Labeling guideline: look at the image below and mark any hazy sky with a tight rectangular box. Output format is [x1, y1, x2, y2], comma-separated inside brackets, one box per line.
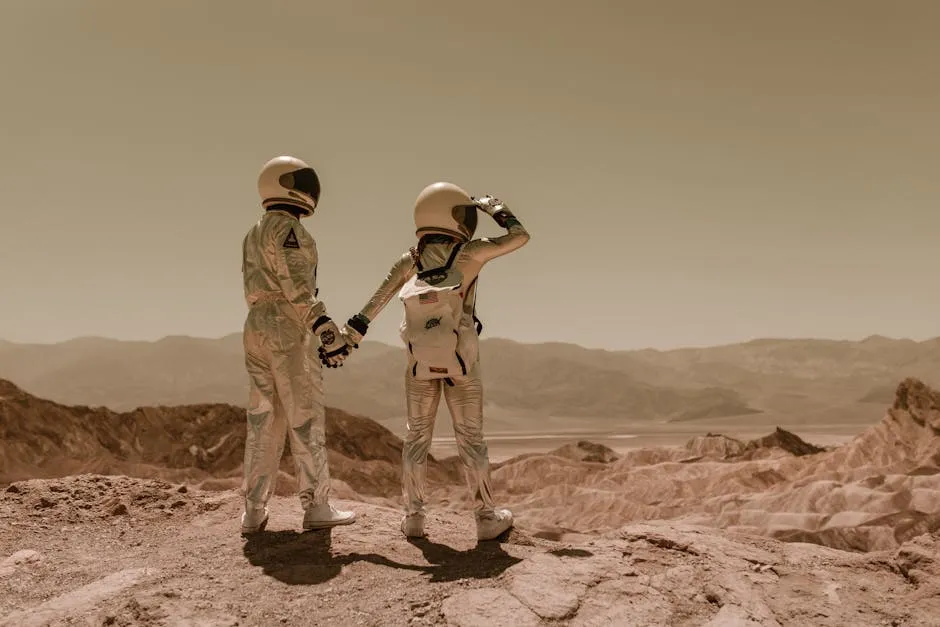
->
[1, 0, 938, 351]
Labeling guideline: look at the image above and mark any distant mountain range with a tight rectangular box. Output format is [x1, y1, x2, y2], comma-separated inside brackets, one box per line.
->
[1, 334, 938, 432]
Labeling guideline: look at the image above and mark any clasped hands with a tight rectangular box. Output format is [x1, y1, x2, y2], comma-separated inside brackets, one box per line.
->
[315, 313, 367, 369]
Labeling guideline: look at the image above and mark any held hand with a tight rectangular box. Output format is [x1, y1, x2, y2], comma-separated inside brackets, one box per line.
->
[341, 313, 370, 350]
[313, 316, 349, 368]
[341, 325, 362, 349]
[318, 343, 349, 368]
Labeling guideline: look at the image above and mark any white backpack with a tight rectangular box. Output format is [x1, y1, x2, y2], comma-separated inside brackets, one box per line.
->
[398, 244, 477, 380]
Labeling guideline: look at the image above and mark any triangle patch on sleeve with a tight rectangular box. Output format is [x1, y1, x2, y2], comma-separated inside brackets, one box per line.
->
[282, 227, 300, 249]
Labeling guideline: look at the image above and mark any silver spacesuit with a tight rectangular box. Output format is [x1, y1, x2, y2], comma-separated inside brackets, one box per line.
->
[240, 155, 356, 535]
[341, 182, 530, 541]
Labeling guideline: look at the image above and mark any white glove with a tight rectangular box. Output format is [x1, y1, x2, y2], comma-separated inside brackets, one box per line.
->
[473, 195, 519, 228]
[341, 313, 370, 349]
[472, 195, 505, 216]
[313, 316, 349, 368]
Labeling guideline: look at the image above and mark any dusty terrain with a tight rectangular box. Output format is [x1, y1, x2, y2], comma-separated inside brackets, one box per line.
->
[1, 476, 938, 626]
[1, 376, 939, 624]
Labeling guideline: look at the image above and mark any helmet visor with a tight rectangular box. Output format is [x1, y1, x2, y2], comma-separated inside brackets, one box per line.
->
[452, 203, 478, 238]
[279, 168, 321, 203]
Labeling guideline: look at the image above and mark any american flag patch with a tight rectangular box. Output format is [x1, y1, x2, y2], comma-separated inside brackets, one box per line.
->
[419, 292, 438, 304]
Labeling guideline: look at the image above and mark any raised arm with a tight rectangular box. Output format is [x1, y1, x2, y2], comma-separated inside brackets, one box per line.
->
[465, 195, 531, 264]
[341, 251, 416, 346]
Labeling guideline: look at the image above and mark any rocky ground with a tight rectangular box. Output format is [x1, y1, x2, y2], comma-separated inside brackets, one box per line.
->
[1, 475, 938, 627]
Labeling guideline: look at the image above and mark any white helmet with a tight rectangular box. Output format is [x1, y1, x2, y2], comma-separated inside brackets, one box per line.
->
[413, 181, 479, 241]
[257, 156, 321, 217]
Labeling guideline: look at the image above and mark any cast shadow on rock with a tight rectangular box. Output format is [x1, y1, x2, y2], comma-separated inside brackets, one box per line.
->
[242, 529, 424, 586]
[242, 528, 522, 586]
[406, 533, 523, 583]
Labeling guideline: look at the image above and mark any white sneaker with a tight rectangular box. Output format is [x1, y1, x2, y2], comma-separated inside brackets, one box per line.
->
[241, 506, 269, 535]
[401, 513, 426, 538]
[302, 503, 357, 530]
[475, 508, 513, 541]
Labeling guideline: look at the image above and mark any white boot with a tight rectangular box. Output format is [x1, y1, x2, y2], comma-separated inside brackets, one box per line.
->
[302, 503, 357, 530]
[241, 506, 269, 535]
[475, 508, 513, 541]
[401, 512, 426, 538]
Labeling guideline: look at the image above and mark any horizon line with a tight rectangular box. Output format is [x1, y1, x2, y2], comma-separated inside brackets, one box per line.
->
[1, 332, 937, 354]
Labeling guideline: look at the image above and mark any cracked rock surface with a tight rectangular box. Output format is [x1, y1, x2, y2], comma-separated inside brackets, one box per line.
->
[2, 476, 938, 626]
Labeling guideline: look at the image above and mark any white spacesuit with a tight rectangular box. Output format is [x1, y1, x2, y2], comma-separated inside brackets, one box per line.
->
[240, 155, 357, 535]
[341, 182, 530, 541]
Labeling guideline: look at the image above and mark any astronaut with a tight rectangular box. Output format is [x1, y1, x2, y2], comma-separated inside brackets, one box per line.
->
[340, 182, 530, 541]
[239, 155, 357, 535]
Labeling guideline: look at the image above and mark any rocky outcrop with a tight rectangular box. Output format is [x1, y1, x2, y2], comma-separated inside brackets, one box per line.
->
[0, 378, 461, 496]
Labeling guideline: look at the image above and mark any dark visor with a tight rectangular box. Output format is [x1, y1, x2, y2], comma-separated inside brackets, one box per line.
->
[279, 167, 321, 202]
[452, 203, 478, 235]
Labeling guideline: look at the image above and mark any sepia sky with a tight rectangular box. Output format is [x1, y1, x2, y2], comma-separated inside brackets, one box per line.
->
[0, 0, 938, 351]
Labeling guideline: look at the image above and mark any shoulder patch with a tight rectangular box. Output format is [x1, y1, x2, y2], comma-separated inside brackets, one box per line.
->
[283, 227, 300, 249]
